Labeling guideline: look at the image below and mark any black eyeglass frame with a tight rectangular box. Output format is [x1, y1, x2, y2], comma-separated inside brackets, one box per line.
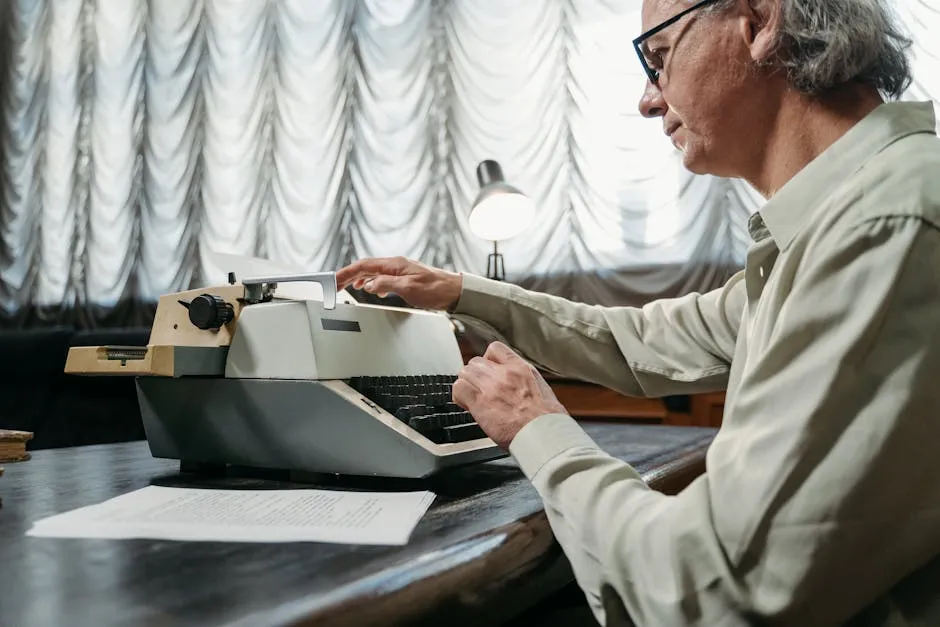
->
[632, 0, 723, 84]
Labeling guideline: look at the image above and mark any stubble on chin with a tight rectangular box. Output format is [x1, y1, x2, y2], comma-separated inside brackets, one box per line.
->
[679, 144, 711, 175]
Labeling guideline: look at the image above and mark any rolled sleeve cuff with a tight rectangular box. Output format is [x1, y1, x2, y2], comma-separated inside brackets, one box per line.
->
[452, 273, 512, 322]
[508, 413, 602, 480]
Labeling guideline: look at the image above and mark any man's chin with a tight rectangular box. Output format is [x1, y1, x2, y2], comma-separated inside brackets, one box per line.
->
[679, 150, 709, 175]
[679, 143, 730, 176]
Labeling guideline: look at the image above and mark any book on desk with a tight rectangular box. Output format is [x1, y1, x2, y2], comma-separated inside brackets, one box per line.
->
[0, 429, 32, 463]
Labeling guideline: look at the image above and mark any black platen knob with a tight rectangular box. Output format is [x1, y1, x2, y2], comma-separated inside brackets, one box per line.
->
[188, 294, 234, 330]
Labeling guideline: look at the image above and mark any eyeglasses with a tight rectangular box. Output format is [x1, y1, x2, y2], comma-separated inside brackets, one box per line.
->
[633, 0, 722, 85]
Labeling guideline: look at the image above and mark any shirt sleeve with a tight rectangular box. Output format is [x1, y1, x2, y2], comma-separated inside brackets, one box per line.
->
[509, 217, 940, 626]
[453, 270, 746, 397]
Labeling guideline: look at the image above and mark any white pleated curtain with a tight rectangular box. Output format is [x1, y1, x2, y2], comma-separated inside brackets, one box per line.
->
[0, 0, 937, 326]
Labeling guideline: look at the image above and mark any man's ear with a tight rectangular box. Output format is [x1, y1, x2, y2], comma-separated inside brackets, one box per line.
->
[740, 0, 782, 63]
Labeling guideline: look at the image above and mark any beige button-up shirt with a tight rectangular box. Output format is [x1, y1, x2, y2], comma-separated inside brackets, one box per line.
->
[452, 101, 940, 626]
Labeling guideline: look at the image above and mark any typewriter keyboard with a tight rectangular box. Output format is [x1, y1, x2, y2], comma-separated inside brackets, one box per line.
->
[347, 375, 486, 444]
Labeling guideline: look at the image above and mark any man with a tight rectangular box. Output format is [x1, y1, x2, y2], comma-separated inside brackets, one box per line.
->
[337, 0, 940, 624]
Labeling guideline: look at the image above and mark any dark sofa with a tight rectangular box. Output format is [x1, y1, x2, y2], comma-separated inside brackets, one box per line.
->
[0, 326, 151, 450]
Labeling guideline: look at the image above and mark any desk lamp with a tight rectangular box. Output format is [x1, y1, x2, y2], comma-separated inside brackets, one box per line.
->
[468, 160, 535, 281]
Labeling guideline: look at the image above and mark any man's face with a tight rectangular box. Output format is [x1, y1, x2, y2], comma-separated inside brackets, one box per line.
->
[637, 0, 767, 177]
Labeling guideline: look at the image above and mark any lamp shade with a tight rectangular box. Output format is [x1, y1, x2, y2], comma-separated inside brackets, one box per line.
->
[468, 160, 535, 242]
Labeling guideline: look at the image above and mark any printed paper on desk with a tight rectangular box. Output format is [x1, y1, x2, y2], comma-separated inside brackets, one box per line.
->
[26, 486, 436, 545]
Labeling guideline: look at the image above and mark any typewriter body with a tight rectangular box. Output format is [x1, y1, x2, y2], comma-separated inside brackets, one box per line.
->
[64, 272, 506, 479]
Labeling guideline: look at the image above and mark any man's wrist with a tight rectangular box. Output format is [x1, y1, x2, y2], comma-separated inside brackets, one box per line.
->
[445, 272, 464, 313]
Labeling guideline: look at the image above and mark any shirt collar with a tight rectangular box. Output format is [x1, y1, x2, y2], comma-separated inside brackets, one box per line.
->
[756, 100, 938, 250]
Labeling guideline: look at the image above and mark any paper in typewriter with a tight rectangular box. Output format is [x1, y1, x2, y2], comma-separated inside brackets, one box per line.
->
[26, 485, 435, 545]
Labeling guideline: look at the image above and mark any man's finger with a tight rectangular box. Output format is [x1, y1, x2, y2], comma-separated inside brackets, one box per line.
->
[460, 357, 494, 384]
[335, 257, 405, 290]
[361, 275, 403, 298]
[467, 356, 492, 369]
[484, 341, 522, 365]
[452, 377, 480, 408]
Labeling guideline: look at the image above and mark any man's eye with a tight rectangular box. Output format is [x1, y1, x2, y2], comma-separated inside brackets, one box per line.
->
[647, 48, 666, 70]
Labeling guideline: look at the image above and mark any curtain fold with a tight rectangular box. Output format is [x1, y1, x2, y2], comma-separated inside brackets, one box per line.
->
[142, 0, 204, 298]
[0, 0, 937, 327]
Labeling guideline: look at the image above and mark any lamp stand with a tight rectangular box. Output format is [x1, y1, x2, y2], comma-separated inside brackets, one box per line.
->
[486, 240, 505, 281]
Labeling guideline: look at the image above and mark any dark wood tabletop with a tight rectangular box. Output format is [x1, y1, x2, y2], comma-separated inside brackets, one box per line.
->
[0, 422, 716, 627]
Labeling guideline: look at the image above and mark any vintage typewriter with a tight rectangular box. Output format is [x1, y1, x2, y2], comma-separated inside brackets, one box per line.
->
[64, 271, 506, 478]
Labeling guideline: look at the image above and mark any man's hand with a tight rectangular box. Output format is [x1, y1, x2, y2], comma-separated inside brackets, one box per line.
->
[452, 341, 569, 449]
[335, 256, 463, 311]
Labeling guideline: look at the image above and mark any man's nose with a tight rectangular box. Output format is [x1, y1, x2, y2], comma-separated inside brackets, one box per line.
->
[638, 80, 667, 118]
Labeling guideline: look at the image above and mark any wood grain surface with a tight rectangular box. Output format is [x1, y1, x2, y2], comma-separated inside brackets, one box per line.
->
[0, 423, 715, 627]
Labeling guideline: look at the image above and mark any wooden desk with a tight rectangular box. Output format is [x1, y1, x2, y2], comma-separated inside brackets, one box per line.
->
[543, 373, 668, 422]
[543, 374, 726, 428]
[690, 392, 726, 426]
[0, 424, 715, 627]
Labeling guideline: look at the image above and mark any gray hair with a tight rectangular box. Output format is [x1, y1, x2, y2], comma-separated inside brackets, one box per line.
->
[705, 0, 913, 99]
